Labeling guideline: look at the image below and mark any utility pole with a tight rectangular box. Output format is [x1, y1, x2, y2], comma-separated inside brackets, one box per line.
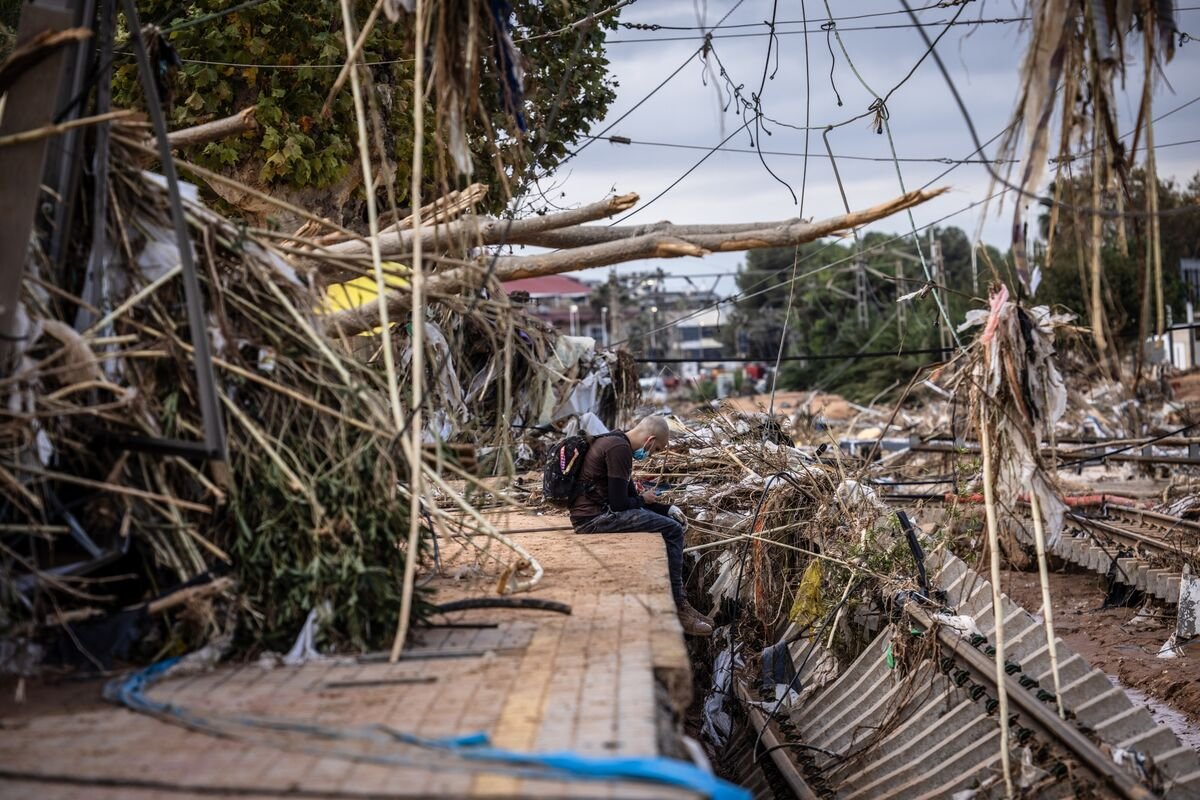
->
[931, 236, 950, 356]
[855, 256, 869, 328]
[607, 271, 621, 345]
[896, 259, 905, 340]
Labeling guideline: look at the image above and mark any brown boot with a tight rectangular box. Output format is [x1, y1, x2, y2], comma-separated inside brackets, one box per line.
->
[677, 601, 714, 637]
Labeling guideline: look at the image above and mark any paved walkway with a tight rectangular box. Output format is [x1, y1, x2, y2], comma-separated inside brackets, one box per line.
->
[0, 512, 697, 798]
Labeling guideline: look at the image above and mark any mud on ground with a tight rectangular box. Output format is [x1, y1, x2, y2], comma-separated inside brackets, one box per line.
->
[1001, 565, 1200, 740]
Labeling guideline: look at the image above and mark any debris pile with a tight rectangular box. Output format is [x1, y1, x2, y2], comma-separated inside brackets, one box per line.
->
[2, 140, 434, 660]
[630, 286, 1200, 796]
[0, 135, 629, 664]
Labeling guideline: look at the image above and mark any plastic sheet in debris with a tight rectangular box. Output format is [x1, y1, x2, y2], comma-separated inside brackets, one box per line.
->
[701, 632, 742, 747]
[536, 335, 597, 424]
[932, 613, 983, 640]
[788, 561, 824, 627]
[1177, 564, 1200, 640]
[835, 479, 889, 514]
[283, 602, 332, 666]
[136, 223, 184, 281]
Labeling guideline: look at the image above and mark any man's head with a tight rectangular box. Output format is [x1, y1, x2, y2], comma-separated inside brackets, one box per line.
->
[626, 415, 669, 460]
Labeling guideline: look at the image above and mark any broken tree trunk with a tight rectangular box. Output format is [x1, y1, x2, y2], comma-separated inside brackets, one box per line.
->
[321, 186, 947, 336]
[294, 183, 490, 250]
[317, 190, 639, 271]
[159, 106, 259, 150]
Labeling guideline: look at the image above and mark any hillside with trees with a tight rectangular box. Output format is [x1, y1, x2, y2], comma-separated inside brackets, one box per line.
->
[725, 170, 1198, 403]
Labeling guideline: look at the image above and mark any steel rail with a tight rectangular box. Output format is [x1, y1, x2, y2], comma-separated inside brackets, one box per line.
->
[735, 681, 821, 800]
[905, 604, 1157, 800]
[1068, 512, 1178, 556]
[1106, 506, 1200, 536]
[910, 441, 1200, 467]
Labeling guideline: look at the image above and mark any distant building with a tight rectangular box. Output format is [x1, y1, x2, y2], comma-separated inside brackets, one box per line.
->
[1143, 257, 1200, 369]
[502, 275, 603, 339]
[669, 307, 726, 362]
[1182, 259, 1200, 304]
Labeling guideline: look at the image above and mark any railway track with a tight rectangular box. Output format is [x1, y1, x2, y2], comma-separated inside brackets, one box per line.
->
[1013, 506, 1200, 605]
[741, 550, 1200, 799]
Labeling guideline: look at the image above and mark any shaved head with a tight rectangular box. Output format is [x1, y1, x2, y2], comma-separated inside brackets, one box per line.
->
[628, 416, 669, 452]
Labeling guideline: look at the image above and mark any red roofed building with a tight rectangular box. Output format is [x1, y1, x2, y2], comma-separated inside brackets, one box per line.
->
[503, 275, 605, 340]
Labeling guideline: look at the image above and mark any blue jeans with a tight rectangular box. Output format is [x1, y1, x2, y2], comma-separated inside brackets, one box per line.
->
[573, 508, 686, 603]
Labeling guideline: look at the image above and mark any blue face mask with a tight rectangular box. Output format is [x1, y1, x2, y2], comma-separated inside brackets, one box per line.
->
[632, 448, 649, 461]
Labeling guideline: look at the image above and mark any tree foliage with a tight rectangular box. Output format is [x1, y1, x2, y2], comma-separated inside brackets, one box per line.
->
[1035, 169, 1199, 341]
[726, 228, 1000, 403]
[726, 170, 1200, 403]
[113, 0, 619, 219]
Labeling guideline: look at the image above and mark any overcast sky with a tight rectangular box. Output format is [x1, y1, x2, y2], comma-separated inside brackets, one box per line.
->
[533, 0, 1200, 299]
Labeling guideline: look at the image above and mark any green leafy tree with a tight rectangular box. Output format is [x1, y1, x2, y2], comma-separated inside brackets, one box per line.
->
[1035, 169, 1199, 343]
[725, 228, 998, 402]
[113, 0, 619, 221]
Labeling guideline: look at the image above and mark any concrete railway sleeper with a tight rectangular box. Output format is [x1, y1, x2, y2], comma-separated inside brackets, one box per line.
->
[746, 550, 1199, 798]
[1009, 510, 1191, 605]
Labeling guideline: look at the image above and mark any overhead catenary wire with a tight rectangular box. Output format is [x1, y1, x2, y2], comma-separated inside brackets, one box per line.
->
[617, 2, 1193, 33]
[605, 16, 1033, 43]
[621, 0, 979, 30]
[585, 134, 1022, 163]
[608, 14, 1011, 352]
[606, 83, 1200, 354]
[588, 133, 1200, 163]
[764, 0, 812, 431]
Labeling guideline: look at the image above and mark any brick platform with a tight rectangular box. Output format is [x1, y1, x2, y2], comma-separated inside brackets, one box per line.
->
[0, 513, 698, 798]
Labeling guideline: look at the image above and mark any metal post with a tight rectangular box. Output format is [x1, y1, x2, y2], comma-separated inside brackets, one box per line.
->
[932, 238, 950, 356]
[76, 0, 116, 335]
[121, 0, 226, 460]
[855, 257, 868, 328]
[0, 0, 74, 373]
[45, 0, 97, 272]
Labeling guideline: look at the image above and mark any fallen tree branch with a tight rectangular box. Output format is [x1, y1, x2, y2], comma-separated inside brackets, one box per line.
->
[322, 186, 947, 336]
[288, 184, 488, 252]
[320, 190, 637, 267]
[157, 106, 258, 150]
[0, 109, 133, 149]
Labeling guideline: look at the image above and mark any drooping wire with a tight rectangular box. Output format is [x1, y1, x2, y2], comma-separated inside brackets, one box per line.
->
[819, 0, 970, 349]
[763, 0, 812, 433]
[747, 0, 797, 204]
[607, 88, 1199, 353]
[820, 21, 843, 106]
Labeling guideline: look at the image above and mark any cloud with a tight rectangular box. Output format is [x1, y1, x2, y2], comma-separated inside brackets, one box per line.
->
[540, 1, 1200, 292]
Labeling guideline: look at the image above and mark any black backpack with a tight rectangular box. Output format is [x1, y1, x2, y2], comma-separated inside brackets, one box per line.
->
[542, 432, 622, 508]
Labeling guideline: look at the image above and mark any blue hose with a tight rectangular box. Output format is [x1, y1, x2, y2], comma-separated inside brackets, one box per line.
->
[106, 659, 750, 800]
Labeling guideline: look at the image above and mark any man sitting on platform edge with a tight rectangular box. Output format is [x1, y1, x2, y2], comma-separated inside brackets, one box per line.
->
[569, 416, 714, 637]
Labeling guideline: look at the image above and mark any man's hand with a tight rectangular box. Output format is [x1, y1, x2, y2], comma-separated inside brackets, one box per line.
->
[640, 489, 658, 505]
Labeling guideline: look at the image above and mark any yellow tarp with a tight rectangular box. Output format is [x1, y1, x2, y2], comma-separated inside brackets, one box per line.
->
[320, 262, 410, 336]
[788, 560, 824, 627]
